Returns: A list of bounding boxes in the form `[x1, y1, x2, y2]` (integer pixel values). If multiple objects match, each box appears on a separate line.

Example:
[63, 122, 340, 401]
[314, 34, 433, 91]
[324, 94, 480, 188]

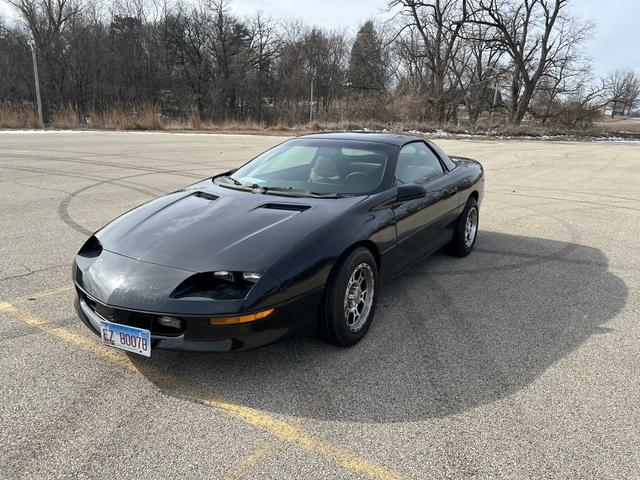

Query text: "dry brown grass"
[0, 103, 41, 128]
[0, 102, 166, 130]
[596, 121, 640, 134]
[89, 104, 165, 130]
[51, 106, 82, 129]
[598, 115, 629, 123]
[2, 102, 639, 140]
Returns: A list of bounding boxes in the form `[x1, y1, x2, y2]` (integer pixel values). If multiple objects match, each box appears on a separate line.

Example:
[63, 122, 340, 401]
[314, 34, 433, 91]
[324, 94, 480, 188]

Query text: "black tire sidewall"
[325, 248, 378, 347]
[455, 198, 479, 256]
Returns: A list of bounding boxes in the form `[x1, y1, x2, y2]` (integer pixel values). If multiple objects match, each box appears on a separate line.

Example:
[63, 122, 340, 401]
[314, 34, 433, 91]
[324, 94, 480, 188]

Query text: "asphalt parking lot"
[1, 131, 639, 479]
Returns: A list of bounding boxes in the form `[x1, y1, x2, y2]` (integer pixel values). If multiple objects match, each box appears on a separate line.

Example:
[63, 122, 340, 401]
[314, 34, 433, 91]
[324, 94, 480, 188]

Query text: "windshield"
[221, 139, 396, 196]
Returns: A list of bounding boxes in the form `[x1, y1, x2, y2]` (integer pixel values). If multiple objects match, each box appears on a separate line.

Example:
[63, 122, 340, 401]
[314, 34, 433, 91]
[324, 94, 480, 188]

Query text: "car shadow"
[128, 231, 627, 423]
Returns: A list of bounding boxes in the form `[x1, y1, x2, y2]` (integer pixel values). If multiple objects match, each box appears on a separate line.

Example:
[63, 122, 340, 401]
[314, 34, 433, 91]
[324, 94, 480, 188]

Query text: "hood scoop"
[192, 191, 219, 201]
[259, 203, 310, 212]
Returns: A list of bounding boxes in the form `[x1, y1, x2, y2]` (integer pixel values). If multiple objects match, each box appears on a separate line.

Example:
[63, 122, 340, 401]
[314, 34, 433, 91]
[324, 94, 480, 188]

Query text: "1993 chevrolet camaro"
[73, 132, 484, 355]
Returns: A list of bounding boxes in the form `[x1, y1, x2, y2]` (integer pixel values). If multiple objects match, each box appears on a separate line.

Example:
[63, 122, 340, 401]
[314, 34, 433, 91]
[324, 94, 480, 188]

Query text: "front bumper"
[74, 288, 322, 352]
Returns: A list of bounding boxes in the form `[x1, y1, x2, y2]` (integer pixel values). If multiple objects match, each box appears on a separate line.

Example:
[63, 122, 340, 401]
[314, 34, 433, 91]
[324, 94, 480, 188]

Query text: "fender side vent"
[193, 191, 219, 201]
[260, 203, 310, 212]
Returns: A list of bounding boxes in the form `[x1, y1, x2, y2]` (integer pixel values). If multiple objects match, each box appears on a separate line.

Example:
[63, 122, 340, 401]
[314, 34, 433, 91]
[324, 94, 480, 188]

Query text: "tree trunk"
[511, 84, 535, 126]
[468, 107, 480, 126]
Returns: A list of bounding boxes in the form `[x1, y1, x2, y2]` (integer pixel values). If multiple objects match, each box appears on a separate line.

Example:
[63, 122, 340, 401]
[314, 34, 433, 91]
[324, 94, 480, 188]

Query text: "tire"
[319, 247, 378, 347]
[450, 197, 479, 257]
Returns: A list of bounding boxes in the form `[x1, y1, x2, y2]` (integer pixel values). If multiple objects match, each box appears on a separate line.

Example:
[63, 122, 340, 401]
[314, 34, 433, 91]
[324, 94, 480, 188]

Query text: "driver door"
[392, 142, 459, 271]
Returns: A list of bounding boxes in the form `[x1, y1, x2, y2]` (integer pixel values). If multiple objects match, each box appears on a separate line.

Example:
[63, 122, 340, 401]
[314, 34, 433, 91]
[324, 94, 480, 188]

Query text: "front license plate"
[99, 320, 151, 357]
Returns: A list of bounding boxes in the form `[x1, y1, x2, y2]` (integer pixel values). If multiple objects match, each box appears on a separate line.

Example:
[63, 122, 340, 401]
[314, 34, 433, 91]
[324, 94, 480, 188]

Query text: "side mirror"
[396, 184, 427, 202]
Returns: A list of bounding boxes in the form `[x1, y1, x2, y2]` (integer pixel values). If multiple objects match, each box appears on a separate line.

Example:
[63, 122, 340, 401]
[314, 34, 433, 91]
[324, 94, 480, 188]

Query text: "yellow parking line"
[0, 301, 408, 480]
[593, 160, 612, 177]
[224, 339, 383, 479]
[223, 442, 278, 480]
[525, 223, 541, 237]
[508, 223, 540, 249]
[0, 301, 137, 369]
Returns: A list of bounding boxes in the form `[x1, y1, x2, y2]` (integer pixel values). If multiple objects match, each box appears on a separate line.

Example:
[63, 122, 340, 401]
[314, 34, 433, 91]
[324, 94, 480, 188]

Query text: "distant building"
[604, 105, 628, 117]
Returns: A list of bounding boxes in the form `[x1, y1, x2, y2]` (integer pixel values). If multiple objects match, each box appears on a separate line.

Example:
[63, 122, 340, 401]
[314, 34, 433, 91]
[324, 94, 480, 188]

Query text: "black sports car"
[73, 132, 484, 355]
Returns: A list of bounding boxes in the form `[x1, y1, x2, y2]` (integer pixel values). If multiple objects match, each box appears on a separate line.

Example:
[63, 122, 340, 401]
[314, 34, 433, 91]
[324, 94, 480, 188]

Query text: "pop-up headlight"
[170, 271, 264, 300]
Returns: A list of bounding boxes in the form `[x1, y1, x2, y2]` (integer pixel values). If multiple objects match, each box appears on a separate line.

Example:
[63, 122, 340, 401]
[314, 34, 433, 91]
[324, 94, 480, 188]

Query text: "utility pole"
[490, 78, 499, 124]
[309, 71, 314, 124]
[29, 41, 44, 128]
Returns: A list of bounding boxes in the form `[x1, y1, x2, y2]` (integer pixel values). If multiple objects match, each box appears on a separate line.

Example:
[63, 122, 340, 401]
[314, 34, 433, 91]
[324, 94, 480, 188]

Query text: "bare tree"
[8, 0, 83, 117]
[531, 55, 592, 125]
[0, 0, 609, 129]
[247, 12, 280, 122]
[66, 3, 108, 117]
[163, 1, 214, 117]
[469, 0, 592, 125]
[388, 0, 469, 122]
[392, 26, 429, 95]
[449, 21, 504, 125]
[0, 16, 34, 102]
[207, 0, 252, 118]
[605, 70, 640, 118]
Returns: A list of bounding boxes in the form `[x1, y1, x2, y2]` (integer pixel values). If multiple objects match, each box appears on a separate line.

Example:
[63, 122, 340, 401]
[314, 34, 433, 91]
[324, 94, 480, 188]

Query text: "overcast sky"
[1, 0, 638, 76]
[229, 0, 640, 77]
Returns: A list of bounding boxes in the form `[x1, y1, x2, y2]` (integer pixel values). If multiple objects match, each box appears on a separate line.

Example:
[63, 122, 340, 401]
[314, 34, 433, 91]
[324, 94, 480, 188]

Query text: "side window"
[395, 142, 444, 185]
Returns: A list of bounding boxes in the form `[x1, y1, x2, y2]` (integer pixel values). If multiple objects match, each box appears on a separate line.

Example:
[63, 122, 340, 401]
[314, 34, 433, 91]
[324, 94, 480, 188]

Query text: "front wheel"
[319, 247, 378, 347]
[450, 197, 479, 257]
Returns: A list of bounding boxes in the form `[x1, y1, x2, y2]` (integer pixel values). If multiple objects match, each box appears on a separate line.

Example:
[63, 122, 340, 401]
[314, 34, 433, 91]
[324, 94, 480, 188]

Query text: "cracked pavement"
[1, 131, 639, 479]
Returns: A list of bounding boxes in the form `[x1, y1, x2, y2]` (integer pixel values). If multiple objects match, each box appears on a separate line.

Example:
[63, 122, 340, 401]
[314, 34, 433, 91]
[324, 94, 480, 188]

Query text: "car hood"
[94, 181, 363, 274]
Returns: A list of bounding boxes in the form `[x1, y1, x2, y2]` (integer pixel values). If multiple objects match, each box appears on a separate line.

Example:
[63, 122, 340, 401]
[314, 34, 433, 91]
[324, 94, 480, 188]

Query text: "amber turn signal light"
[209, 308, 275, 326]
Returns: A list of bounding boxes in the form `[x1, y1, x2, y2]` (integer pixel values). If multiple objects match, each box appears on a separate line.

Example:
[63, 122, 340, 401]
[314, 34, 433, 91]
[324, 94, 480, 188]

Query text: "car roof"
[298, 131, 426, 147]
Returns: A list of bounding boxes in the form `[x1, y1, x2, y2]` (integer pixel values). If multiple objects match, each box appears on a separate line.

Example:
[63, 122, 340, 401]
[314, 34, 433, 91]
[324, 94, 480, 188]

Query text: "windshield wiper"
[309, 192, 345, 198]
[261, 185, 295, 192]
[217, 177, 344, 198]
[221, 175, 242, 185]
[261, 186, 344, 198]
[217, 175, 260, 190]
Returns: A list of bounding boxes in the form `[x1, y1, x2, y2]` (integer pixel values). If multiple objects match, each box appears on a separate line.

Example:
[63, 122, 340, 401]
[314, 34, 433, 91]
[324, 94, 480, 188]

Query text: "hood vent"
[260, 203, 310, 212]
[193, 191, 219, 201]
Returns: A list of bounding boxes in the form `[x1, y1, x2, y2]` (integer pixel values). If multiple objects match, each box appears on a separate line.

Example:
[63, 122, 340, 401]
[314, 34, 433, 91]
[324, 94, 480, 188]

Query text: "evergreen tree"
[347, 21, 385, 93]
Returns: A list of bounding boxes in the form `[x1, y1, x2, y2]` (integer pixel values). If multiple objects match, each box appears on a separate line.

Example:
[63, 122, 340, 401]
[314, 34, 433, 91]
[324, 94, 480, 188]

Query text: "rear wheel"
[450, 197, 479, 257]
[319, 247, 378, 347]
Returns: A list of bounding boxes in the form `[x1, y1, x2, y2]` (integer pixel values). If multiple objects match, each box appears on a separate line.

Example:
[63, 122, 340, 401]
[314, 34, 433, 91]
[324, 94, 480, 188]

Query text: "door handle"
[444, 188, 457, 197]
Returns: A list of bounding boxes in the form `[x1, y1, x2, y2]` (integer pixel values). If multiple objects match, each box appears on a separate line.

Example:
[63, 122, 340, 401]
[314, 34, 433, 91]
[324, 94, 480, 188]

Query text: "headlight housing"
[170, 271, 263, 300]
[241, 272, 262, 283]
[78, 235, 103, 258]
